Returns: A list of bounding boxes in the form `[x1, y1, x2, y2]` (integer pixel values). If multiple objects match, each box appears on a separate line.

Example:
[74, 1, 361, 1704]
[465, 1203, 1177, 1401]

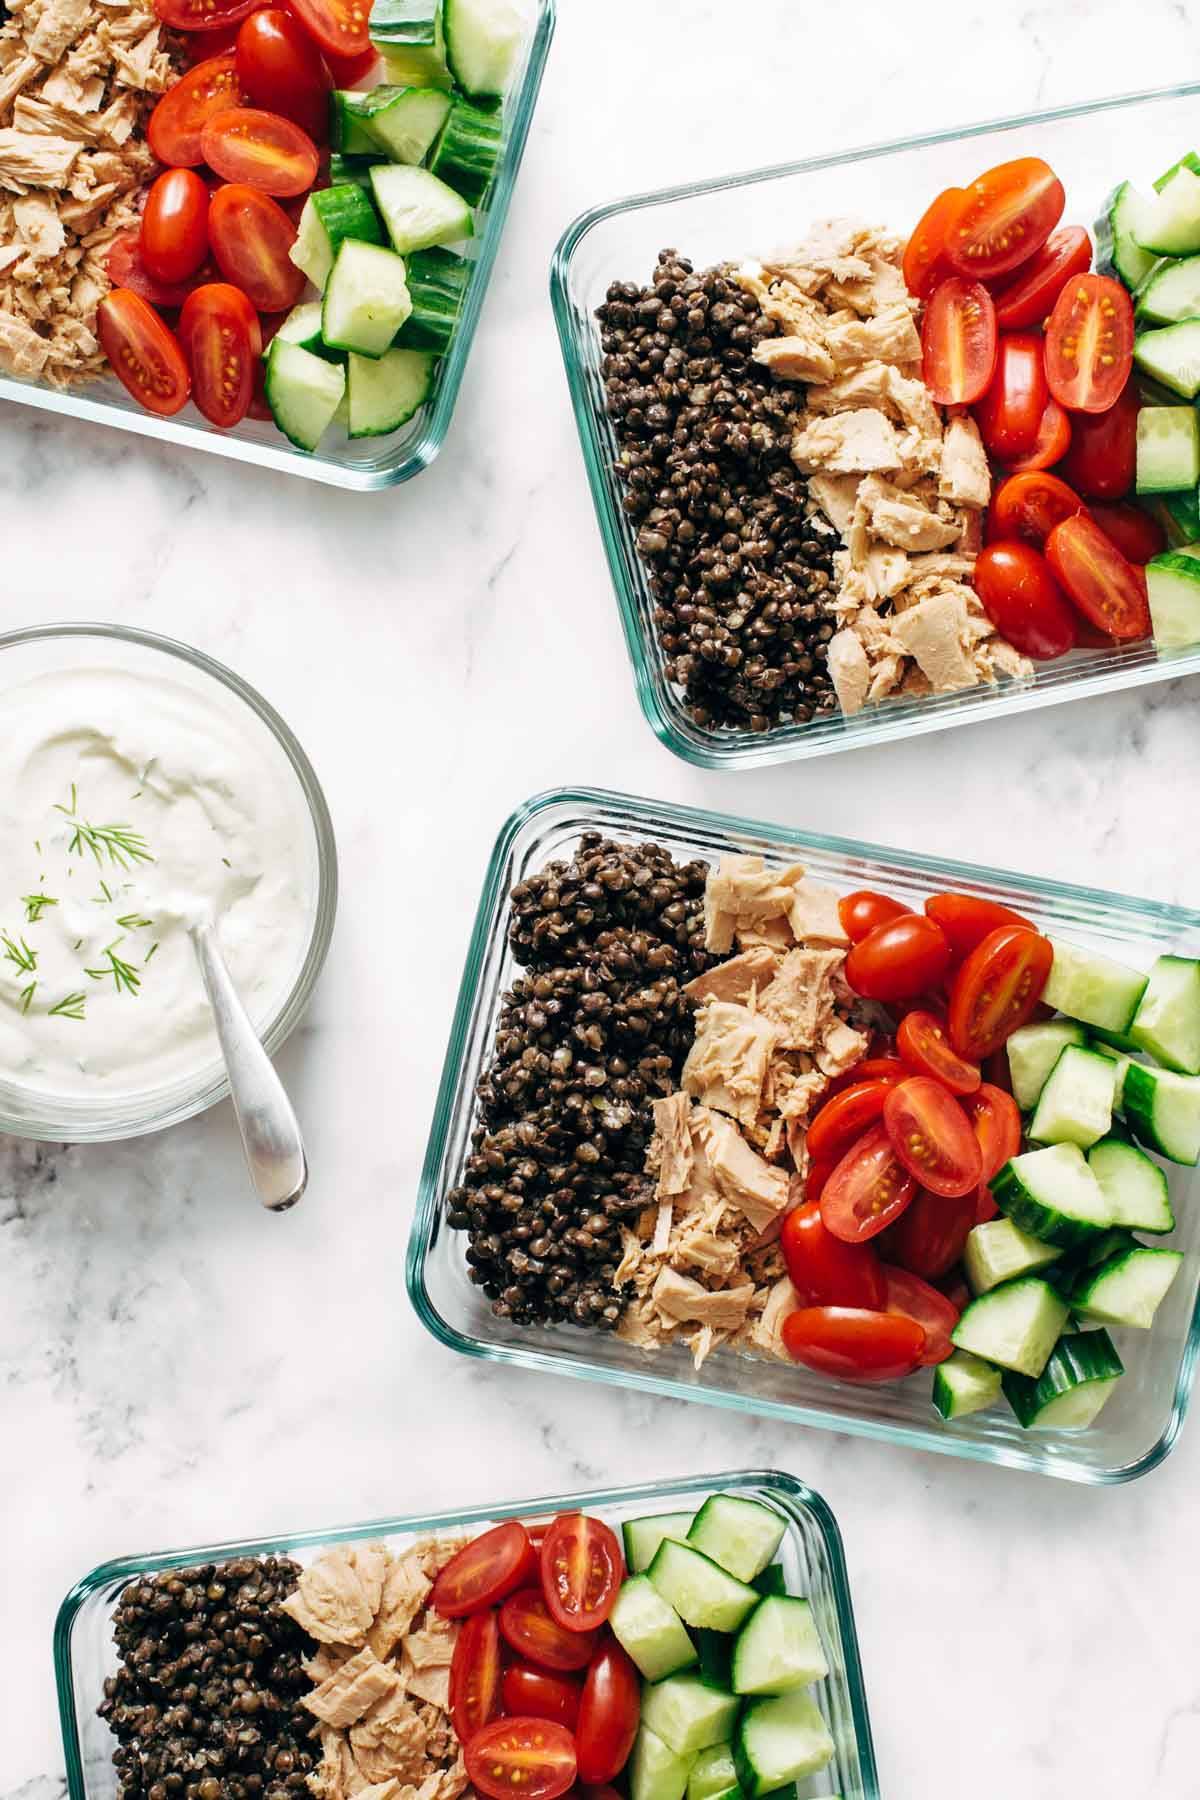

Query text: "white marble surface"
[4, 1, 1200, 1794]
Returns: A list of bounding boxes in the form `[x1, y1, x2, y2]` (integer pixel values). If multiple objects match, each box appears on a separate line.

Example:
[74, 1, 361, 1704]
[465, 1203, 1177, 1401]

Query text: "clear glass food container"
[0, 0, 554, 492]
[551, 80, 1200, 766]
[55, 1468, 877, 1800]
[410, 787, 1200, 1484]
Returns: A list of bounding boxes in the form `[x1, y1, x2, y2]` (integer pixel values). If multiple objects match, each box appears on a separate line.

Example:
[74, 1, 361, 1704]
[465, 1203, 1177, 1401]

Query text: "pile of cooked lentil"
[596, 249, 839, 733]
[446, 833, 716, 1329]
[98, 1557, 316, 1800]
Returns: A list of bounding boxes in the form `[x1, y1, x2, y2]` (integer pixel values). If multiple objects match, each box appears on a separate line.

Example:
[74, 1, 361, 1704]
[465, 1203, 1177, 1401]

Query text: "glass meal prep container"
[0, 0, 554, 492]
[55, 1468, 877, 1800]
[410, 787, 1200, 1485]
[551, 80, 1200, 766]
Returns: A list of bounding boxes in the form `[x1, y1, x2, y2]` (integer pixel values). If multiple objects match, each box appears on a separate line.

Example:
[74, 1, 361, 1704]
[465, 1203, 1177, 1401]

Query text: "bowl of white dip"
[0, 625, 336, 1142]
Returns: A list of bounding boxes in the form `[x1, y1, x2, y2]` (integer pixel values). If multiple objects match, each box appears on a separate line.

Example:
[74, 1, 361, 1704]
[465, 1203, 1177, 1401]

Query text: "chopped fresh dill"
[116, 912, 153, 931]
[130, 790, 143, 800]
[144, 942, 160, 964]
[94, 881, 114, 905]
[221, 857, 232, 868]
[85, 945, 141, 996]
[19, 981, 36, 1015]
[72, 938, 83, 952]
[48, 992, 86, 1021]
[56, 786, 154, 871]
[1, 930, 37, 974]
[22, 893, 58, 924]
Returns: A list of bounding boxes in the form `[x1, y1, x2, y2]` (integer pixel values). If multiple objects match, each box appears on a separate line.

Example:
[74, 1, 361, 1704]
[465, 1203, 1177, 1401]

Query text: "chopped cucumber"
[347, 346, 433, 436]
[330, 88, 382, 154]
[1002, 1328, 1124, 1429]
[429, 94, 502, 203]
[1090, 1042, 1131, 1111]
[686, 1496, 786, 1584]
[733, 1690, 834, 1797]
[1028, 1044, 1117, 1149]
[370, 161, 474, 252]
[1134, 319, 1200, 400]
[264, 339, 346, 452]
[1129, 954, 1200, 1073]
[623, 1512, 696, 1576]
[1146, 550, 1200, 648]
[1134, 251, 1200, 323]
[1006, 1020, 1087, 1111]
[290, 184, 384, 287]
[629, 1724, 694, 1800]
[1042, 938, 1148, 1035]
[931, 1349, 1003, 1420]
[322, 239, 412, 358]
[1122, 1061, 1200, 1163]
[640, 1675, 740, 1758]
[951, 1276, 1070, 1378]
[731, 1596, 828, 1696]
[687, 1746, 740, 1800]
[1135, 163, 1200, 255]
[610, 1576, 697, 1682]
[1155, 149, 1200, 190]
[964, 1218, 1062, 1296]
[277, 300, 331, 357]
[443, 0, 524, 98]
[329, 151, 380, 190]
[336, 83, 452, 163]
[1136, 406, 1200, 494]
[397, 245, 469, 352]
[695, 1629, 731, 1691]
[992, 1142, 1113, 1247]
[753, 1566, 787, 1599]
[648, 1540, 759, 1635]
[1141, 490, 1200, 548]
[371, 0, 453, 90]
[1098, 181, 1159, 290]
[1068, 1245, 1184, 1328]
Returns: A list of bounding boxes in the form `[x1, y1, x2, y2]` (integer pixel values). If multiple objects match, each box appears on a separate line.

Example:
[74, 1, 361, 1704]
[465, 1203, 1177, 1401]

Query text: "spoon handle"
[191, 922, 308, 1212]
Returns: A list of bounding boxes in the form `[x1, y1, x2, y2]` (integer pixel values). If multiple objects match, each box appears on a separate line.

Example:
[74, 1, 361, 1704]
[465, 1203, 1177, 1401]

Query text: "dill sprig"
[56, 785, 153, 872]
[144, 942, 160, 965]
[22, 893, 58, 923]
[1, 930, 37, 974]
[85, 944, 141, 996]
[48, 992, 86, 1021]
[19, 981, 36, 1015]
[93, 881, 114, 905]
[116, 912, 153, 931]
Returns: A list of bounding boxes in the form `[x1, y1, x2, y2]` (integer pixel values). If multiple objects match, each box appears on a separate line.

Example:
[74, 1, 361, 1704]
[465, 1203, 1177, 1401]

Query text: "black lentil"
[597, 249, 839, 733]
[98, 1558, 315, 1800]
[447, 833, 716, 1327]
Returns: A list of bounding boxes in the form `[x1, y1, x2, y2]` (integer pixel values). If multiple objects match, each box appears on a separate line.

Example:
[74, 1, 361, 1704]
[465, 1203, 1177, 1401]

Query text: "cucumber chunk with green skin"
[1123, 1061, 1200, 1163]
[687, 1746, 741, 1800]
[350, 84, 452, 163]
[290, 184, 384, 287]
[1002, 1329, 1124, 1429]
[329, 152, 381, 190]
[347, 346, 433, 436]
[1135, 164, 1200, 255]
[370, 161, 473, 253]
[1067, 1245, 1184, 1328]
[686, 1496, 786, 1584]
[992, 1142, 1113, 1247]
[623, 1512, 695, 1576]
[1129, 954, 1200, 1073]
[371, 0, 453, 86]
[964, 1218, 1062, 1296]
[1134, 252, 1200, 324]
[1147, 551, 1200, 648]
[609, 1576, 697, 1682]
[1155, 149, 1200, 190]
[695, 1629, 731, 1692]
[648, 1541, 759, 1634]
[752, 1565, 787, 1599]
[429, 94, 502, 203]
[1029, 1044, 1116, 1149]
[443, 0, 524, 98]
[951, 1276, 1069, 1377]
[277, 300, 336, 358]
[931, 1349, 1003, 1420]
[322, 239, 412, 358]
[629, 1724, 695, 1800]
[1006, 1020, 1087, 1111]
[1097, 181, 1159, 289]
[1141, 490, 1200, 549]
[640, 1675, 740, 1758]
[1042, 939, 1148, 1035]
[1089, 1042, 1131, 1111]
[731, 1597, 828, 1696]
[734, 1690, 834, 1797]
[396, 246, 469, 352]
[1134, 319, 1200, 400]
[264, 339, 346, 452]
[329, 90, 381, 154]
[1136, 406, 1200, 493]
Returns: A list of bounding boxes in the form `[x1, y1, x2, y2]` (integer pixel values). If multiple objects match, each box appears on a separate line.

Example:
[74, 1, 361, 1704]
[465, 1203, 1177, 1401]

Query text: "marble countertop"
[5, 1, 1200, 1794]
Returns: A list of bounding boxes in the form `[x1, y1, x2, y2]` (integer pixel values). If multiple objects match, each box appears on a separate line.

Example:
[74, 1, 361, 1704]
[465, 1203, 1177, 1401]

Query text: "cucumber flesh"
[1134, 319, 1200, 401]
[687, 1746, 740, 1800]
[1135, 251, 1200, 323]
[322, 239, 412, 358]
[443, 0, 524, 99]
[623, 1512, 695, 1576]
[730, 1596, 828, 1696]
[264, 339, 345, 452]
[357, 84, 452, 163]
[1090, 1042, 1131, 1111]
[290, 184, 383, 287]
[1129, 954, 1200, 1073]
[951, 1276, 1069, 1378]
[963, 1218, 1062, 1296]
[1147, 551, 1200, 648]
[640, 1675, 740, 1758]
[276, 299, 327, 355]
[629, 1724, 693, 1800]
[1042, 939, 1148, 1035]
[1136, 164, 1200, 255]
[1069, 1245, 1184, 1328]
[347, 346, 433, 437]
[609, 1576, 697, 1683]
[1002, 1329, 1124, 1429]
[1029, 1044, 1116, 1150]
[733, 1689, 834, 1798]
[648, 1540, 759, 1634]
[992, 1142, 1113, 1247]
[1122, 1061, 1200, 1163]
[370, 161, 474, 253]
[1006, 1020, 1087, 1112]
[686, 1496, 786, 1584]
[1155, 149, 1200, 191]
[1098, 181, 1159, 290]
[1136, 406, 1200, 494]
[931, 1349, 1003, 1420]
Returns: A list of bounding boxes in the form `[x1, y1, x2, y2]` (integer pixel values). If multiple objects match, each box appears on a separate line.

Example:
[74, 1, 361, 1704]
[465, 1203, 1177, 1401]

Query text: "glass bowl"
[551, 79, 1200, 766]
[410, 787, 1200, 1485]
[0, 0, 554, 492]
[55, 1468, 876, 1800]
[0, 623, 337, 1142]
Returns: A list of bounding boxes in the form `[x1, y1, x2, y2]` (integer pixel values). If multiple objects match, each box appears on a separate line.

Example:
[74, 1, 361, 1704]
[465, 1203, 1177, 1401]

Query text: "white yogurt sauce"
[0, 665, 320, 1100]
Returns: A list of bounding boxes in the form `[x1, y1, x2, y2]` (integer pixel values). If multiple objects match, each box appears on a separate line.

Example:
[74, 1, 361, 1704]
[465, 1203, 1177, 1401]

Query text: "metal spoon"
[190, 919, 308, 1212]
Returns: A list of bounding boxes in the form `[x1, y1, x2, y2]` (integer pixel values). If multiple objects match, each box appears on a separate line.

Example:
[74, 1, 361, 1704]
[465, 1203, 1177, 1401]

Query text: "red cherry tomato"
[922, 276, 997, 406]
[155, 0, 261, 31]
[183, 17, 249, 61]
[500, 1590, 598, 1674]
[450, 1611, 503, 1745]
[201, 107, 319, 195]
[971, 541, 1078, 660]
[207, 182, 304, 310]
[948, 926, 1053, 1061]
[105, 228, 208, 307]
[881, 1266, 960, 1365]
[1005, 397, 1072, 473]
[1089, 500, 1166, 565]
[148, 54, 246, 166]
[236, 7, 332, 140]
[837, 889, 911, 943]
[780, 1199, 887, 1309]
[961, 1081, 1022, 1188]
[322, 41, 380, 84]
[781, 1306, 927, 1383]
[883, 1077, 983, 1199]
[178, 282, 260, 428]
[845, 915, 951, 1004]
[897, 1009, 981, 1095]
[806, 1080, 895, 1163]
[1058, 379, 1139, 498]
[433, 1523, 538, 1619]
[140, 168, 210, 285]
[1045, 512, 1152, 641]
[992, 225, 1093, 329]
[1045, 274, 1134, 414]
[988, 469, 1087, 545]
[465, 1719, 576, 1800]
[943, 157, 1065, 282]
[923, 892, 1035, 961]
[575, 1643, 640, 1785]
[883, 1187, 976, 1282]
[500, 1664, 580, 1733]
[804, 1157, 837, 1205]
[284, 0, 370, 59]
[820, 1122, 917, 1244]
[903, 186, 964, 298]
[541, 1515, 623, 1634]
[97, 289, 191, 416]
[974, 333, 1048, 461]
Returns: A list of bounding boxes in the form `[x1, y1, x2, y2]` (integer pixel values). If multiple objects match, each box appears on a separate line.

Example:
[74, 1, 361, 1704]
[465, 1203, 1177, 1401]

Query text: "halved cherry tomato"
[1059, 378, 1139, 498]
[982, 1047, 1014, 1095]
[974, 333, 1047, 461]
[781, 1306, 927, 1383]
[883, 1187, 976, 1282]
[1045, 512, 1152, 641]
[97, 289, 191, 416]
[237, 7, 332, 140]
[921, 277, 997, 406]
[948, 926, 1053, 1061]
[178, 282, 260, 427]
[934, 1270, 972, 1312]
[155, 0, 261, 30]
[451, 1611, 503, 1745]
[465, 1719, 577, 1800]
[883, 1077, 983, 1199]
[943, 157, 1065, 281]
[960, 1080, 1021, 1220]
[106, 228, 207, 307]
[804, 1157, 837, 1205]
[845, 915, 950, 1004]
[322, 41, 379, 84]
[500, 1665, 580, 1733]
[820, 1122, 917, 1244]
[988, 469, 1086, 545]
[575, 1643, 640, 1785]
[780, 1199, 887, 1309]
[902, 186, 964, 299]
[541, 1516, 623, 1634]
[924, 892, 1035, 961]
[1045, 274, 1134, 414]
[149, 54, 246, 166]
[184, 18, 248, 61]
[1090, 499, 1166, 565]
[285, 0, 370, 58]
[881, 1266, 960, 1364]
[837, 889, 911, 943]
[1006, 396, 1072, 473]
[201, 106, 318, 194]
[433, 1522, 538, 1619]
[500, 1590, 598, 1673]
[897, 1009, 981, 1095]
[992, 224, 1093, 329]
[806, 1080, 894, 1163]
[972, 540, 1077, 660]
[207, 181, 304, 309]
[141, 168, 210, 285]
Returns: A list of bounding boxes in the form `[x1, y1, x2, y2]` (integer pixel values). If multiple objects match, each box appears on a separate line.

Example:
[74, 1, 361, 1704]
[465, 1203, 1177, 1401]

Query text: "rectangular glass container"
[55, 1468, 876, 1800]
[410, 787, 1200, 1484]
[0, 0, 554, 492]
[551, 80, 1200, 764]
